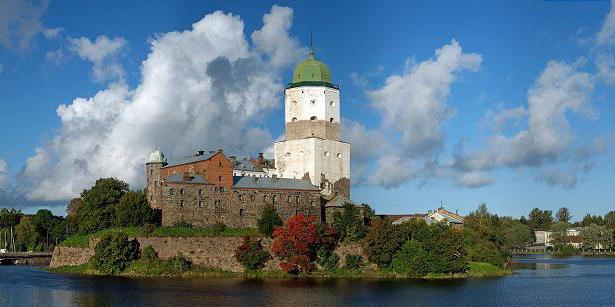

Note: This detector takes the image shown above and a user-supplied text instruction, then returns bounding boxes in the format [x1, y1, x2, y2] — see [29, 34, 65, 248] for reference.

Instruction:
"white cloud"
[251, 5, 306, 68]
[42, 27, 62, 40]
[68, 35, 127, 82]
[453, 61, 596, 188]
[368, 40, 481, 158]
[341, 120, 391, 185]
[364, 40, 482, 187]
[482, 106, 527, 131]
[45, 48, 65, 65]
[597, 0, 615, 46]
[454, 171, 493, 189]
[0, 0, 48, 50]
[0, 159, 7, 187]
[23, 6, 302, 201]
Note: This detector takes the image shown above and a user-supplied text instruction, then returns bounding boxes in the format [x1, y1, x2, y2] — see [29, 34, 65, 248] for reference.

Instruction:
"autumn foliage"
[271, 214, 336, 274]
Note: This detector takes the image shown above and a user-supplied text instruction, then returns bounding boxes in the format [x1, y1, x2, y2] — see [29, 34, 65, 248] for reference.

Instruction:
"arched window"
[239, 208, 245, 217]
[337, 153, 342, 158]
[330, 101, 335, 106]
[311, 100, 316, 104]
[292, 117, 297, 122]
[310, 116, 317, 121]
[330, 117, 334, 122]
[324, 151, 330, 157]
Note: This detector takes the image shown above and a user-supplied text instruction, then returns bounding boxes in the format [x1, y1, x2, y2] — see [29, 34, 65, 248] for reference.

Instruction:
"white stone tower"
[274, 49, 350, 197]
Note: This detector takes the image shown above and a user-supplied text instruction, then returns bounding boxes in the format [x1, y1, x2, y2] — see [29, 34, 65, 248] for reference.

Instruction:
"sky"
[0, 0, 614, 220]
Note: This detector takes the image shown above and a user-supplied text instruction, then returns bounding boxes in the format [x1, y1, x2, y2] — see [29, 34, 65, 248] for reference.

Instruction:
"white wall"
[285, 86, 340, 123]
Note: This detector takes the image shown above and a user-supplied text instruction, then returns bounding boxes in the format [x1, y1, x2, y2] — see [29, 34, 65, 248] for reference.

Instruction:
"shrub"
[271, 214, 336, 274]
[234, 237, 271, 271]
[391, 240, 430, 277]
[142, 223, 157, 234]
[257, 204, 283, 237]
[165, 253, 192, 274]
[466, 240, 505, 267]
[211, 222, 227, 235]
[92, 233, 140, 275]
[344, 254, 363, 271]
[115, 191, 158, 227]
[316, 247, 339, 271]
[141, 246, 158, 261]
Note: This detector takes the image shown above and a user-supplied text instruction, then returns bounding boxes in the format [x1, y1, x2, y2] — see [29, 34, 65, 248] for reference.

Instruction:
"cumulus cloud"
[453, 61, 596, 188]
[251, 5, 306, 68]
[68, 35, 127, 82]
[369, 40, 481, 159]
[364, 40, 482, 187]
[341, 120, 391, 185]
[454, 171, 493, 189]
[22, 6, 302, 202]
[0, 0, 48, 50]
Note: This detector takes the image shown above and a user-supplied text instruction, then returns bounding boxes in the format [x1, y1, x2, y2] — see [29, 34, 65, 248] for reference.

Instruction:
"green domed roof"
[291, 50, 332, 84]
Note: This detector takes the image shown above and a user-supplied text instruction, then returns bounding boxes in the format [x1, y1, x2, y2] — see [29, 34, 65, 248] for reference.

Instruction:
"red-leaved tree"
[271, 214, 336, 274]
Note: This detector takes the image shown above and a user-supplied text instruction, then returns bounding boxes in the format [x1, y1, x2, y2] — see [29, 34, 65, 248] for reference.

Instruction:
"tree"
[605, 211, 615, 229]
[77, 178, 129, 233]
[271, 214, 335, 274]
[332, 202, 367, 243]
[501, 218, 534, 248]
[234, 237, 271, 271]
[363, 219, 407, 268]
[115, 191, 157, 227]
[556, 207, 572, 224]
[528, 208, 553, 231]
[581, 224, 613, 250]
[92, 232, 140, 275]
[66, 198, 84, 217]
[257, 204, 283, 237]
[32, 209, 55, 247]
[581, 214, 605, 227]
[15, 216, 40, 251]
[391, 240, 430, 277]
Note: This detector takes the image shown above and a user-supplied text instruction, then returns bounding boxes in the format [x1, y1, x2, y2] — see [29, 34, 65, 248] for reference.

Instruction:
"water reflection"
[2, 256, 615, 306]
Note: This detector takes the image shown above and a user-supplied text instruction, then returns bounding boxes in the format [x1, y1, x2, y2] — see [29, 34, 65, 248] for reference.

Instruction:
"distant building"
[386, 208, 465, 229]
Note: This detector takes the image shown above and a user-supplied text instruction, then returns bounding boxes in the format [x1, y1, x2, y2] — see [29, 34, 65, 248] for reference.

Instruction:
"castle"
[146, 49, 353, 228]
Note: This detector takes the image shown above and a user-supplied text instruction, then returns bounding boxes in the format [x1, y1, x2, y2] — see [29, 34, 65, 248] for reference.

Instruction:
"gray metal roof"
[324, 195, 356, 208]
[234, 159, 262, 172]
[165, 173, 210, 184]
[233, 176, 319, 191]
[166, 151, 219, 167]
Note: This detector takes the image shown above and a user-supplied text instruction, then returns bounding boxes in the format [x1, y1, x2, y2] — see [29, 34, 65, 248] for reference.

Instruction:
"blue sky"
[0, 0, 614, 219]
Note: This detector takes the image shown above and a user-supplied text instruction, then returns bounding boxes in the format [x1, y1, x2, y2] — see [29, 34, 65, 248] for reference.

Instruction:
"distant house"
[534, 228, 585, 248]
[384, 208, 465, 229]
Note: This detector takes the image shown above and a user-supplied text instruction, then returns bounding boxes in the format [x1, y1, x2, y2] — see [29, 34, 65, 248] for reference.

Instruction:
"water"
[1, 255, 614, 306]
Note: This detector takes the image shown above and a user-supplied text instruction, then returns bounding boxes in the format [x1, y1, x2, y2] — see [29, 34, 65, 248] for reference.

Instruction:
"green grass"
[150, 226, 260, 238]
[60, 226, 261, 247]
[467, 261, 511, 277]
[61, 227, 147, 247]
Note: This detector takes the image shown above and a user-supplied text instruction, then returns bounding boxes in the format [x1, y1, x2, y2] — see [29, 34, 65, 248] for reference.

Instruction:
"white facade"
[275, 84, 350, 196]
[285, 86, 340, 123]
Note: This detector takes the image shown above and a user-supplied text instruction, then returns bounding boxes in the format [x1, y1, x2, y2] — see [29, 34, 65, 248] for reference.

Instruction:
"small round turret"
[146, 150, 167, 164]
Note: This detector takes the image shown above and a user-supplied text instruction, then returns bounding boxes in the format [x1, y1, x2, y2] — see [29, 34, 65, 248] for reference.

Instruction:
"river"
[1, 255, 614, 306]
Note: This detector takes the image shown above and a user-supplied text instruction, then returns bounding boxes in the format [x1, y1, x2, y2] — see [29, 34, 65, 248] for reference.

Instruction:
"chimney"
[218, 149, 223, 153]
[257, 152, 264, 166]
[196, 150, 205, 156]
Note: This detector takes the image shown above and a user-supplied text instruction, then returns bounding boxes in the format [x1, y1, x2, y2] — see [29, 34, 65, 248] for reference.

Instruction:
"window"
[219, 161, 222, 167]
[264, 195, 269, 202]
[287, 195, 292, 203]
[219, 176, 222, 181]
[250, 195, 255, 201]
[219, 187, 224, 192]
[292, 100, 297, 104]
[292, 117, 297, 122]
[180, 188, 184, 196]
[150, 169, 153, 176]
[330, 101, 335, 106]
[179, 200, 184, 207]
[330, 117, 334, 123]
[310, 116, 317, 121]
[214, 187, 218, 192]
[311, 99, 316, 104]
[154, 181, 158, 187]
[337, 153, 342, 158]
[198, 201, 203, 208]
[324, 151, 330, 157]
[295, 196, 300, 204]
[214, 200, 221, 210]
[198, 189, 202, 196]
[272, 195, 277, 204]
[169, 188, 174, 195]
[239, 208, 245, 217]
[285, 152, 291, 157]
[239, 194, 243, 201]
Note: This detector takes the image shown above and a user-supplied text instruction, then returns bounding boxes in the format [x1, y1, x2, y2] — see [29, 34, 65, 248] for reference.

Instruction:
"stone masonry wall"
[50, 236, 363, 273]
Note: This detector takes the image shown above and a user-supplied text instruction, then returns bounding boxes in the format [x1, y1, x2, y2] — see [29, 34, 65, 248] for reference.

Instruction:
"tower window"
[311, 100, 316, 104]
[198, 189, 202, 196]
[330, 101, 335, 106]
[215, 200, 221, 210]
[324, 151, 330, 157]
[272, 195, 277, 204]
[292, 100, 297, 104]
[198, 201, 203, 208]
[180, 188, 184, 196]
[287, 195, 292, 203]
[179, 200, 184, 207]
[219, 176, 222, 181]
[337, 153, 342, 158]
[296, 196, 300, 204]
[330, 118, 334, 122]
[292, 117, 297, 122]
[239, 208, 245, 217]
[285, 152, 291, 157]
[310, 116, 317, 121]
[169, 188, 174, 195]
